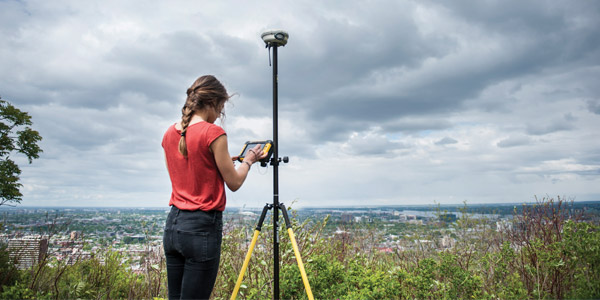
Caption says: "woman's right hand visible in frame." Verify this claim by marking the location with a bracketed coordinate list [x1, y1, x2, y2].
[245, 144, 268, 164]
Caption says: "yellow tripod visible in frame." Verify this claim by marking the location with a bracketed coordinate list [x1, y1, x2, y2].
[230, 203, 314, 300]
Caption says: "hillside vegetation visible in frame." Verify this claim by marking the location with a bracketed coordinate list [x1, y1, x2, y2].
[1, 196, 599, 299]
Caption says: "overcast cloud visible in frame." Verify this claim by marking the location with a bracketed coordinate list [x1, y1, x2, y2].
[1, 0, 599, 208]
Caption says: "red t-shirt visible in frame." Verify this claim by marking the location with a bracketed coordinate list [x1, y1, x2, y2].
[162, 122, 227, 211]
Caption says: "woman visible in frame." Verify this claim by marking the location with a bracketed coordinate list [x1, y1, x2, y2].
[162, 75, 266, 299]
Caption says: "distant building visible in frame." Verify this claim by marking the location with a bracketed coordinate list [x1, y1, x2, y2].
[91, 216, 106, 222]
[408, 219, 423, 225]
[341, 213, 353, 223]
[377, 247, 393, 253]
[440, 235, 456, 248]
[414, 239, 434, 249]
[333, 229, 352, 241]
[131, 234, 146, 242]
[70, 231, 82, 240]
[8, 236, 48, 269]
[239, 211, 257, 217]
[496, 220, 513, 232]
[439, 214, 457, 223]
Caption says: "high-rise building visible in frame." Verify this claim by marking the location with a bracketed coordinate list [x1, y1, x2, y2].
[8, 236, 48, 269]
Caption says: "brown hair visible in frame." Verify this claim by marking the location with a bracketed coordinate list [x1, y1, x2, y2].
[179, 75, 231, 157]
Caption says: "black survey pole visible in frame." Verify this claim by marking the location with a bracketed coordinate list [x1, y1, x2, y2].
[261, 29, 288, 300]
[272, 43, 280, 299]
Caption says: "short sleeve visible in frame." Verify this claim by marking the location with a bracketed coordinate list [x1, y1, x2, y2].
[205, 124, 226, 147]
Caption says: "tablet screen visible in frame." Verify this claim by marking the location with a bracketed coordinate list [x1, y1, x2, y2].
[241, 142, 266, 158]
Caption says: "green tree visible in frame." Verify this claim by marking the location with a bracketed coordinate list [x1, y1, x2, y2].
[0, 96, 43, 206]
[0, 244, 20, 293]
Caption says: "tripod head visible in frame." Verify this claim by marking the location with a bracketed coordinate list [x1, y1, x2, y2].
[261, 30, 289, 47]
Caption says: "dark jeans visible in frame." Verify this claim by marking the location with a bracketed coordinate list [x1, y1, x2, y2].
[163, 206, 223, 300]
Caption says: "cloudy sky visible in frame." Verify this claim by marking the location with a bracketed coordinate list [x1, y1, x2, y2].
[2, 0, 599, 208]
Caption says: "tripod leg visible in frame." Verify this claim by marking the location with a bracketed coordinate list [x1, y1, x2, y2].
[230, 204, 271, 300]
[280, 204, 314, 300]
[230, 229, 260, 300]
[286, 228, 314, 300]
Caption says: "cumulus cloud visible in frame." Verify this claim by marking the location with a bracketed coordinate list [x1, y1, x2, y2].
[2, 0, 599, 207]
[587, 99, 600, 115]
[496, 135, 531, 148]
[341, 130, 410, 157]
[525, 114, 576, 135]
[435, 137, 458, 146]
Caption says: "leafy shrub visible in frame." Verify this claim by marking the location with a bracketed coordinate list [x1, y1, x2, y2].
[562, 220, 600, 299]
[479, 242, 528, 299]
[0, 244, 19, 292]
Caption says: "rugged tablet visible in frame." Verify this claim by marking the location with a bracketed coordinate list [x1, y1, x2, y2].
[237, 140, 274, 163]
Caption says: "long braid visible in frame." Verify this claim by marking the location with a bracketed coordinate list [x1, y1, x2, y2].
[178, 104, 195, 158]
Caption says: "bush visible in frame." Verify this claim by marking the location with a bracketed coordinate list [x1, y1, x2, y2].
[0, 248, 166, 299]
[562, 220, 600, 299]
[0, 244, 19, 292]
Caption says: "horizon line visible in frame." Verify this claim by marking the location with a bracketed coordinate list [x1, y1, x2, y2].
[5, 199, 599, 210]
